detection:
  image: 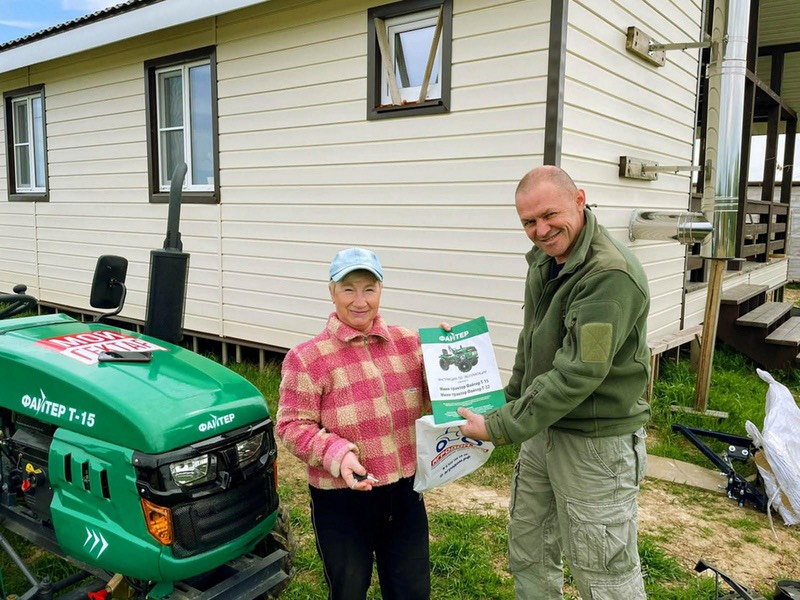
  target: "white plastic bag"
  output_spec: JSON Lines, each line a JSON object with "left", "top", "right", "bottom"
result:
{"left": 413, "top": 415, "right": 494, "bottom": 493}
{"left": 745, "top": 369, "right": 800, "bottom": 526}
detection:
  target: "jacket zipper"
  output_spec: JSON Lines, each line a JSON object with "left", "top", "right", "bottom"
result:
{"left": 566, "top": 312, "right": 578, "bottom": 349}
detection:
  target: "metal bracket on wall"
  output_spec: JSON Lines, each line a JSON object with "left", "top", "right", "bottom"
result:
{"left": 619, "top": 156, "right": 704, "bottom": 181}
{"left": 625, "top": 26, "right": 712, "bottom": 67}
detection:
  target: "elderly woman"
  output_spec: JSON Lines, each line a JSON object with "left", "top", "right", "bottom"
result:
{"left": 276, "top": 247, "right": 431, "bottom": 600}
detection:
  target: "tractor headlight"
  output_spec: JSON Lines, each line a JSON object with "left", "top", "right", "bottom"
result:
{"left": 169, "top": 454, "right": 217, "bottom": 486}
{"left": 236, "top": 432, "right": 264, "bottom": 467}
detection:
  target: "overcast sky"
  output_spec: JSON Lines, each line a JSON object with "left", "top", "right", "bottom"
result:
{"left": 0, "top": 0, "right": 121, "bottom": 44}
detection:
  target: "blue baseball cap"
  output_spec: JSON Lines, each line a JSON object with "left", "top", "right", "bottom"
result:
{"left": 329, "top": 248, "right": 384, "bottom": 282}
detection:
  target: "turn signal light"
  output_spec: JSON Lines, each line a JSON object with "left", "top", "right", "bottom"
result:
{"left": 141, "top": 498, "right": 173, "bottom": 545}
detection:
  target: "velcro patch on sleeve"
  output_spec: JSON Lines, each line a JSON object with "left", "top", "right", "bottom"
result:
{"left": 580, "top": 322, "right": 613, "bottom": 363}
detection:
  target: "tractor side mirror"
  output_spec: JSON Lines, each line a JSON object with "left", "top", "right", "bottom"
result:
{"left": 90, "top": 255, "right": 128, "bottom": 322}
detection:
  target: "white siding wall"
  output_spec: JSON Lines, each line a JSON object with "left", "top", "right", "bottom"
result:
{"left": 0, "top": 21, "right": 225, "bottom": 335}
{"left": 562, "top": 0, "right": 703, "bottom": 341}
{"left": 791, "top": 189, "right": 800, "bottom": 281}
{"left": 0, "top": 0, "right": 552, "bottom": 377}
{"left": 213, "top": 0, "right": 551, "bottom": 373}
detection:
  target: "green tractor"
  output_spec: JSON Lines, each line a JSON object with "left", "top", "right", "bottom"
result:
{"left": 438, "top": 345, "right": 479, "bottom": 373}
{"left": 0, "top": 270, "right": 292, "bottom": 600}
{"left": 0, "top": 166, "right": 292, "bottom": 600}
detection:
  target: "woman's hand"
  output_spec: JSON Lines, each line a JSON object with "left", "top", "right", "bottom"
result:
{"left": 341, "top": 451, "right": 376, "bottom": 491}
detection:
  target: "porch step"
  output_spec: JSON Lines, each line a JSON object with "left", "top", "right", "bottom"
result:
{"left": 736, "top": 302, "right": 793, "bottom": 328}
{"left": 765, "top": 317, "right": 800, "bottom": 346}
{"left": 720, "top": 283, "right": 768, "bottom": 305}
{"left": 717, "top": 285, "right": 796, "bottom": 370}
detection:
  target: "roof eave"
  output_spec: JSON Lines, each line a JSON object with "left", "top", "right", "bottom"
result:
{"left": 0, "top": 0, "right": 269, "bottom": 76}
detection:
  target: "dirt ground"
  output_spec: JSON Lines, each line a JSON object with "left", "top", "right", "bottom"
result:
{"left": 424, "top": 477, "right": 800, "bottom": 593}
{"left": 784, "top": 286, "right": 800, "bottom": 305}
{"left": 278, "top": 443, "right": 800, "bottom": 595}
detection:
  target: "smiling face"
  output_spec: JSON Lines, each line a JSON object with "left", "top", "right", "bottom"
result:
{"left": 515, "top": 171, "right": 586, "bottom": 264}
{"left": 329, "top": 270, "right": 382, "bottom": 332}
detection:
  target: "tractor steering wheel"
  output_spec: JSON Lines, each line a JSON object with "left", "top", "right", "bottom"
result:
{"left": 0, "top": 284, "right": 38, "bottom": 320}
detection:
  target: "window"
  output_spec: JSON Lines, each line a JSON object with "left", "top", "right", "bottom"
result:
{"left": 145, "top": 47, "right": 219, "bottom": 204}
{"left": 4, "top": 85, "right": 48, "bottom": 201}
{"left": 367, "top": 0, "right": 452, "bottom": 119}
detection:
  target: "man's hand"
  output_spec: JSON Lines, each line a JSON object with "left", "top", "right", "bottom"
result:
{"left": 457, "top": 408, "right": 490, "bottom": 441}
{"left": 341, "top": 451, "right": 375, "bottom": 491}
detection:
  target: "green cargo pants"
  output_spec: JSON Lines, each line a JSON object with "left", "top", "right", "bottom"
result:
{"left": 508, "top": 427, "right": 648, "bottom": 599}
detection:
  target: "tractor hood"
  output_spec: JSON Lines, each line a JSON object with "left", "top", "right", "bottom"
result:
{"left": 0, "top": 314, "right": 270, "bottom": 454}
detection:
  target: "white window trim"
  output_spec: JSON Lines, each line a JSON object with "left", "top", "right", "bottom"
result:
{"left": 378, "top": 8, "right": 443, "bottom": 106}
{"left": 11, "top": 93, "right": 45, "bottom": 194}
{"left": 155, "top": 58, "right": 213, "bottom": 193}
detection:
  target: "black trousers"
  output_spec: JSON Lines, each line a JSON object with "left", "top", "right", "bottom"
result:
{"left": 309, "top": 476, "right": 430, "bottom": 600}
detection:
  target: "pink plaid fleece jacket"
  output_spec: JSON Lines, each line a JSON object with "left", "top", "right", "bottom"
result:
{"left": 276, "top": 312, "right": 430, "bottom": 490}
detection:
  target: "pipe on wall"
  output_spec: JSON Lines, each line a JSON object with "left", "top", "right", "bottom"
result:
{"left": 629, "top": 210, "right": 713, "bottom": 245}
{"left": 625, "top": 0, "right": 749, "bottom": 254}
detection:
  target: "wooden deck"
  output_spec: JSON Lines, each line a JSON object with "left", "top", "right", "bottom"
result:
{"left": 646, "top": 325, "right": 703, "bottom": 402}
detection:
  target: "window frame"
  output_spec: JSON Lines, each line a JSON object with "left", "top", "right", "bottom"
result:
{"left": 3, "top": 84, "right": 49, "bottom": 202}
{"left": 367, "top": 0, "right": 452, "bottom": 120}
{"left": 145, "top": 46, "right": 220, "bottom": 204}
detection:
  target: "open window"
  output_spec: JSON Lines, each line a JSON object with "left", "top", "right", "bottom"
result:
{"left": 145, "top": 47, "right": 219, "bottom": 204}
{"left": 3, "top": 85, "right": 48, "bottom": 201}
{"left": 367, "top": 0, "right": 452, "bottom": 120}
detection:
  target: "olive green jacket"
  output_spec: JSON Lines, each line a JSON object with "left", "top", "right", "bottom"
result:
{"left": 485, "top": 209, "right": 651, "bottom": 445}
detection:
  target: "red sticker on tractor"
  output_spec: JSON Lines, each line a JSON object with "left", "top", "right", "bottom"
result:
{"left": 37, "top": 330, "right": 167, "bottom": 365}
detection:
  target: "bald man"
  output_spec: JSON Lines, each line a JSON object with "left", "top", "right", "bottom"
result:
{"left": 459, "top": 166, "right": 650, "bottom": 599}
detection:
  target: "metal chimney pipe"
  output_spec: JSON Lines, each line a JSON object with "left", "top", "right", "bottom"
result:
{"left": 701, "top": 0, "right": 750, "bottom": 259}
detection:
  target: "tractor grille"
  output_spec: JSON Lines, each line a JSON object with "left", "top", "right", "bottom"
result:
{"left": 171, "top": 467, "right": 278, "bottom": 559}
{"left": 132, "top": 418, "right": 279, "bottom": 559}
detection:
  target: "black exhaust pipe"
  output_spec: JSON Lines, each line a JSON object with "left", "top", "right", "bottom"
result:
{"left": 144, "top": 162, "right": 190, "bottom": 344}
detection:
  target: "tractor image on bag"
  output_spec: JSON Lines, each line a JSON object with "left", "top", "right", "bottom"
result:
{"left": 0, "top": 165, "right": 292, "bottom": 600}
{"left": 438, "top": 345, "right": 479, "bottom": 373}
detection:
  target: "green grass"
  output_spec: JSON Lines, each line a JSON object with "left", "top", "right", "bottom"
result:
{"left": 785, "top": 282, "right": 800, "bottom": 307}
{"left": 647, "top": 343, "right": 786, "bottom": 469}
{"left": 0, "top": 530, "right": 82, "bottom": 597}
{"left": 428, "top": 512, "right": 513, "bottom": 599}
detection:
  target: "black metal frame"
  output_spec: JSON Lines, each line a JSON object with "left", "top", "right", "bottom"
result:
{"left": 0, "top": 506, "right": 108, "bottom": 600}
{"left": 0, "top": 506, "right": 287, "bottom": 600}
{"left": 695, "top": 559, "right": 767, "bottom": 600}
{"left": 671, "top": 424, "right": 767, "bottom": 512}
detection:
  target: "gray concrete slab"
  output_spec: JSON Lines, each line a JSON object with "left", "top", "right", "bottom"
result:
{"left": 646, "top": 454, "right": 727, "bottom": 494}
